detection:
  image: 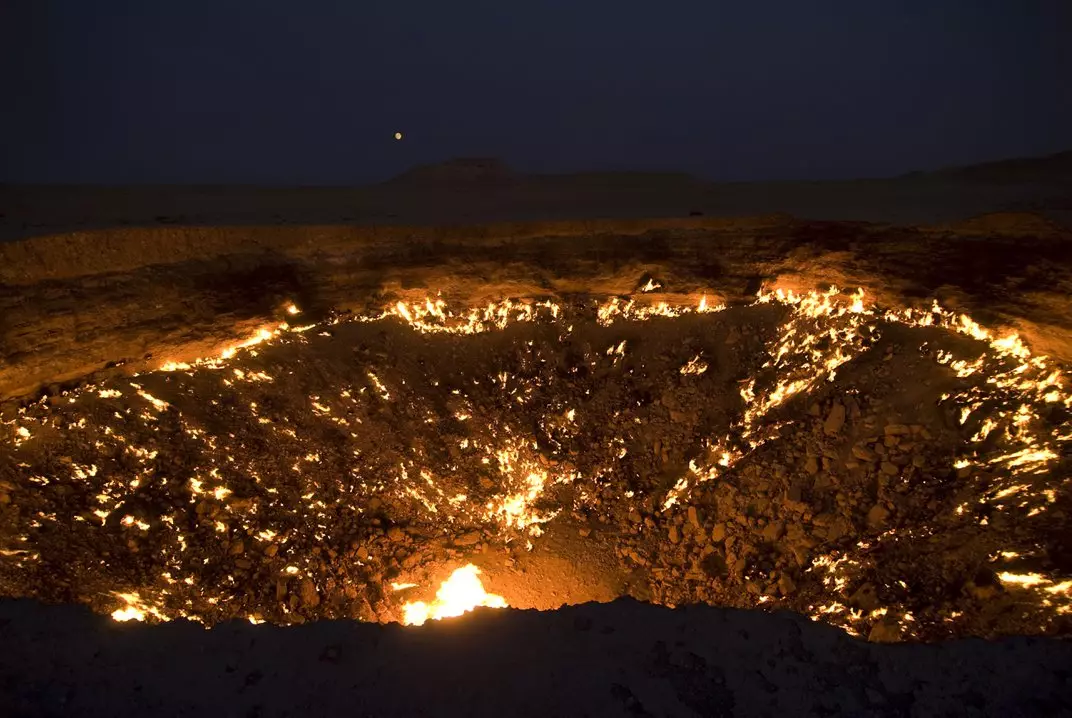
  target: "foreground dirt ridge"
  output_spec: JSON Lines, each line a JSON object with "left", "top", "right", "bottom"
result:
{"left": 2, "top": 215, "right": 1070, "bottom": 404}
{"left": 1, "top": 597, "right": 1069, "bottom": 717}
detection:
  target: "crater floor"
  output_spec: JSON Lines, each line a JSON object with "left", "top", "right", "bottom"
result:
{"left": 2, "top": 288, "right": 1069, "bottom": 642}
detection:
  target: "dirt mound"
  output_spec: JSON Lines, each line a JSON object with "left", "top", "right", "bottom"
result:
{"left": 939, "top": 212, "right": 1068, "bottom": 237}
{"left": 4, "top": 596, "right": 1071, "bottom": 717}
{"left": 928, "top": 149, "right": 1072, "bottom": 184}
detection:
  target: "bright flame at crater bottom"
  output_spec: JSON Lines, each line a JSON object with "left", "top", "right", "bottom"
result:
{"left": 402, "top": 565, "right": 507, "bottom": 626}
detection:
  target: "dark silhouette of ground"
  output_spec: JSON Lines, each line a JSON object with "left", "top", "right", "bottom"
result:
{"left": 2, "top": 597, "right": 1070, "bottom": 717}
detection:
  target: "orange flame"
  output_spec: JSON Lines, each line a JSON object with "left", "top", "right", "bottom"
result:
{"left": 402, "top": 564, "right": 507, "bottom": 626}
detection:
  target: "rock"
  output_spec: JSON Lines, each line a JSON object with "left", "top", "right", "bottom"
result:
{"left": 825, "top": 517, "right": 851, "bottom": 542}
{"left": 367, "top": 497, "right": 383, "bottom": 511}
{"left": 229, "top": 540, "right": 245, "bottom": 555}
{"left": 0, "top": 492, "right": 9, "bottom": 506}
{"left": 356, "top": 546, "right": 370, "bottom": 560}
{"left": 884, "top": 423, "right": 910, "bottom": 436}
{"left": 867, "top": 503, "right": 890, "bottom": 527}
{"left": 880, "top": 462, "right": 900, "bottom": 476}
{"left": 668, "top": 525, "right": 681, "bottom": 544}
{"left": 811, "top": 512, "right": 832, "bottom": 528}
{"left": 788, "top": 543, "right": 810, "bottom": 566}
{"left": 299, "top": 578, "right": 320, "bottom": 608}
{"left": 851, "top": 445, "right": 876, "bottom": 462}
{"left": 710, "top": 523, "right": 727, "bottom": 542}
{"left": 804, "top": 456, "right": 819, "bottom": 475}
{"left": 454, "top": 531, "right": 481, "bottom": 546}
{"left": 387, "top": 526, "right": 405, "bottom": 542}
{"left": 966, "top": 581, "right": 999, "bottom": 600}
{"left": 761, "top": 521, "right": 785, "bottom": 542}
{"left": 578, "top": 527, "right": 592, "bottom": 538}
{"left": 784, "top": 485, "right": 808, "bottom": 513}
{"left": 687, "top": 506, "right": 701, "bottom": 529}
{"left": 234, "top": 558, "right": 252, "bottom": 569}
{"left": 275, "top": 579, "right": 288, "bottom": 601}
{"left": 868, "top": 620, "right": 901, "bottom": 643}
{"left": 628, "top": 510, "right": 643, "bottom": 524}
{"left": 264, "top": 544, "right": 279, "bottom": 557}
{"left": 229, "top": 497, "right": 255, "bottom": 512}
{"left": 849, "top": 583, "right": 880, "bottom": 612}
{"left": 778, "top": 574, "right": 796, "bottom": 595}
{"left": 823, "top": 402, "right": 846, "bottom": 435}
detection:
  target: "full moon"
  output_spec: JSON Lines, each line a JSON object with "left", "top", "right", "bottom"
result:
{"left": 394, "top": 131, "right": 403, "bottom": 140}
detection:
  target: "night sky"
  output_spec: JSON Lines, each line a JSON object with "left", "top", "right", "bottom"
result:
{"left": 3, "top": 0, "right": 1070, "bottom": 184}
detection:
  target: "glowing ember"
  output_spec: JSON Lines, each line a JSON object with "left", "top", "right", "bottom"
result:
{"left": 402, "top": 564, "right": 507, "bottom": 626}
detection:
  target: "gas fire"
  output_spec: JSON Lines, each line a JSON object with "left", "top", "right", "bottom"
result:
{"left": 401, "top": 565, "right": 507, "bottom": 626}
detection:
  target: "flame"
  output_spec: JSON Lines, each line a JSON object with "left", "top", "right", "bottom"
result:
{"left": 384, "top": 298, "right": 561, "bottom": 335}
{"left": 680, "top": 356, "right": 708, "bottom": 375}
{"left": 999, "top": 572, "right": 1049, "bottom": 587}
{"left": 402, "top": 564, "right": 507, "bottom": 626}
{"left": 110, "top": 591, "right": 166, "bottom": 622}
{"left": 160, "top": 323, "right": 286, "bottom": 371}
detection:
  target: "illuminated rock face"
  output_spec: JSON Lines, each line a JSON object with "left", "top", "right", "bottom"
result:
{"left": 1, "top": 281, "right": 1069, "bottom": 642}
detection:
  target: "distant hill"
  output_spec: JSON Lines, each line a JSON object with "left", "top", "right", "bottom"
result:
{"left": 905, "top": 150, "right": 1072, "bottom": 183}
{"left": 384, "top": 157, "right": 701, "bottom": 189}
{"left": 384, "top": 158, "right": 518, "bottom": 187}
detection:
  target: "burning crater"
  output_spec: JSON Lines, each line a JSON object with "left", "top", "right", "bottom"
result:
{"left": 1, "top": 284, "right": 1070, "bottom": 642}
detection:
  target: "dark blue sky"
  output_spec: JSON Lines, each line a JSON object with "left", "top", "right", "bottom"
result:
{"left": 3, "top": 0, "right": 1070, "bottom": 184}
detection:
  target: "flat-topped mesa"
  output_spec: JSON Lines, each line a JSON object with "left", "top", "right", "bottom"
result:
{"left": 386, "top": 157, "right": 518, "bottom": 187}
